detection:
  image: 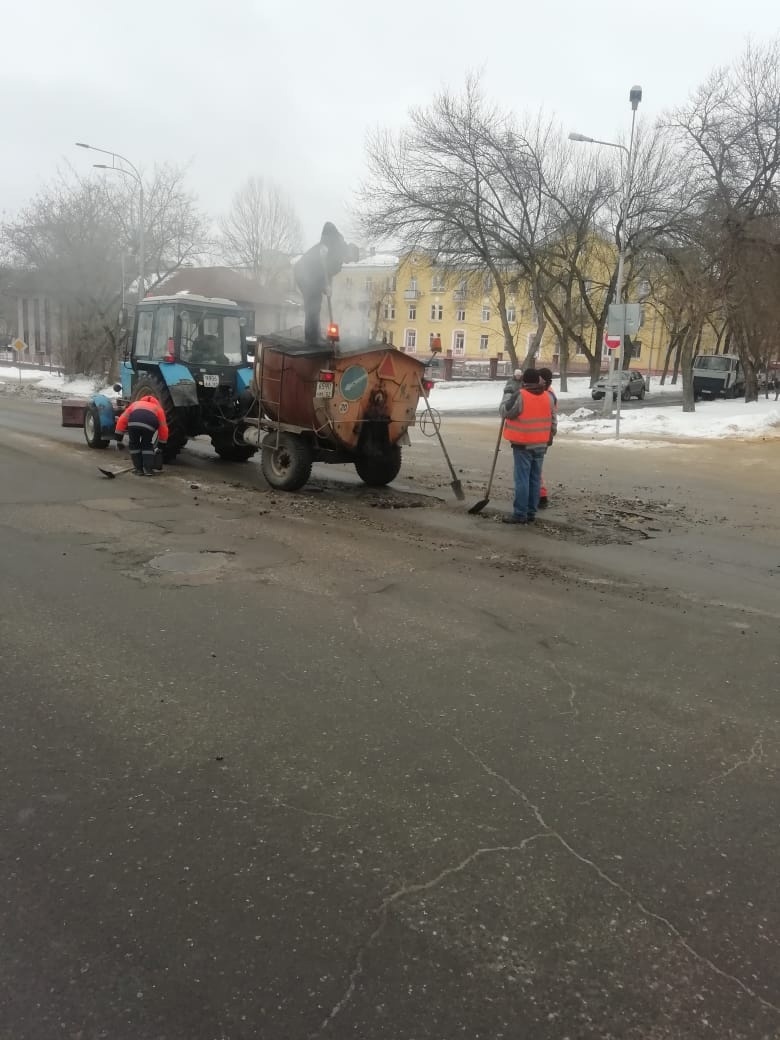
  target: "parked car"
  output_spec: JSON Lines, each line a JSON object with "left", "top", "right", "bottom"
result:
{"left": 591, "top": 370, "right": 646, "bottom": 401}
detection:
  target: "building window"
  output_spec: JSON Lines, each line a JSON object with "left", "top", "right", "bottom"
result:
{"left": 387, "top": 330, "right": 394, "bottom": 345}
{"left": 386, "top": 276, "right": 397, "bottom": 291}
{"left": 404, "top": 329, "right": 417, "bottom": 352}
{"left": 430, "top": 303, "right": 443, "bottom": 321}
{"left": 481, "top": 305, "right": 491, "bottom": 322}
{"left": 383, "top": 303, "right": 395, "bottom": 320}
{"left": 365, "top": 277, "right": 373, "bottom": 292}
{"left": 410, "top": 277, "right": 418, "bottom": 291}
{"left": 479, "top": 334, "right": 489, "bottom": 352}
{"left": 431, "top": 272, "right": 445, "bottom": 292}
{"left": 345, "top": 277, "right": 353, "bottom": 289}
{"left": 483, "top": 274, "right": 493, "bottom": 292}
{"left": 575, "top": 342, "right": 586, "bottom": 356}
{"left": 632, "top": 341, "right": 642, "bottom": 359}
{"left": 408, "top": 304, "right": 416, "bottom": 320}
{"left": 452, "top": 331, "right": 465, "bottom": 356}
{"left": 506, "top": 306, "right": 516, "bottom": 323}
{"left": 456, "top": 307, "right": 466, "bottom": 322}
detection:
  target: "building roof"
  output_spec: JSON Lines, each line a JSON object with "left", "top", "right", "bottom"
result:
{"left": 148, "top": 267, "right": 299, "bottom": 309}
{"left": 341, "top": 253, "right": 399, "bottom": 270}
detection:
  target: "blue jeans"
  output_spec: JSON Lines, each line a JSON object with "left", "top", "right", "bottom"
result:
{"left": 512, "top": 445, "right": 547, "bottom": 520}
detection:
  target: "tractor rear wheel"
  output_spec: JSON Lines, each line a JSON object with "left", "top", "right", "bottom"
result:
{"left": 261, "top": 433, "right": 313, "bottom": 491}
{"left": 131, "top": 373, "right": 187, "bottom": 462}
{"left": 211, "top": 433, "right": 256, "bottom": 462}
{"left": 354, "top": 445, "right": 402, "bottom": 487}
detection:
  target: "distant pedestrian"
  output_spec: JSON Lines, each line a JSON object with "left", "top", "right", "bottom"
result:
{"left": 114, "top": 395, "right": 169, "bottom": 476}
{"left": 499, "top": 368, "right": 555, "bottom": 525}
{"left": 536, "top": 367, "right": 558, "bottom": 508}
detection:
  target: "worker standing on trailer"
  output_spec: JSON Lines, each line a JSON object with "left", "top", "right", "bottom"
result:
{"left": 114, "top": 396, "right": 169, "bottom": 476}
{"left": 294, "top": 222, "right": 359, "bottom": 344}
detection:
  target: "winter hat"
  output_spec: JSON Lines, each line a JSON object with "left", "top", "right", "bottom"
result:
{"left": 521, "top": 369, "right": 541, "bottom": 386}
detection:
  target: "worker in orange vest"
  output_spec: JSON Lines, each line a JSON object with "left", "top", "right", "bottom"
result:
{"left": 499, "top": 368, "right": 555, "bottom": 524}
{"left": 114, "top": 395, "right": 170, "bottom": 476}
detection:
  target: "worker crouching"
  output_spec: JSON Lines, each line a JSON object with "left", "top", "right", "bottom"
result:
{"left": 499, "top": 369, "right": 555, "bottom": 524}
{"left": 114, "top": 395, "right": 170, "bottom": 476}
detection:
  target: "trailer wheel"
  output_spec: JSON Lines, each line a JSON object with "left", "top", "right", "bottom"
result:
{"left": 84, "top": 405, "right": 110, "bottom": 449}
{"left": 210, "top": 434, "right": 256, "bottom": 462}
{"left": 131, "top": 373, "right": 187, "bottom": 462}
{"left": 355, "top": 445, "right": 402, "bottom": 487}
{"left": 261, "top": 433, "right": 313, "bottom": 491}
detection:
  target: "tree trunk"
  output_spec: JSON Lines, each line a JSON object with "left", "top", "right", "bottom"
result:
{"left": 743, "top": 356, "right": 759, "bottom": 402}
{"left": 671, "top": 339, "right": 682, "bottom": 384}
{"left": 522, "top": 313, "right": 545, "bottom": 370}
{"left": 558, "top": 335, "right": 569, "bottom": 393}
{"left": 680, "top": 324, "right": 699, "bottom": 413}
{"left": 493, "top": 278, "right": 518, "bottom": 369}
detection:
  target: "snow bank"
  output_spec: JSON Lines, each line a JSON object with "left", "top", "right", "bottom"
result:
{"left": 558, "top": 398, "right": 780, "bottom": 441}
{"left": 0, "top": 367, "right": 115, "bottom": 397}
{"left": 427, "top": 376, "right": 680, "bottom": 413}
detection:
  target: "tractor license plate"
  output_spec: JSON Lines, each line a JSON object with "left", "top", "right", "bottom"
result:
{"left": 202, "top": 374, "right": 220, "bottom": 388}
{"left": 315, "top": 381, "right": 334, "bottom": 399}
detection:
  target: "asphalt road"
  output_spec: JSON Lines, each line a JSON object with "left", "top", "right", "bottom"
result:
{"left": 1, "top": 399, "right": 780, "bottom": 1039}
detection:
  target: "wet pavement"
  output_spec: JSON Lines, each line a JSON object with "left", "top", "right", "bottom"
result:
{"left": 1, "top": 400, "right": 779, "bottom": 1039}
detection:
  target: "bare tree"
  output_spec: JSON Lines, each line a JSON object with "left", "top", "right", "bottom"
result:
{"left": 219, "top": 177, "right": 302, "bottom": 286}
{"left": 2, "top": 166, "right": 210, "bottom": 375}
{"left": 359, "top": 76, "right": 541, "bottom": 369}
{"left": 669, "top": 39, "right": 780, "bottom": 401}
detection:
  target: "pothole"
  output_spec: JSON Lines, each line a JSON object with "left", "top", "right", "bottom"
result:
{"left": 148, "top": 550, "right": 235, "bottom": 574}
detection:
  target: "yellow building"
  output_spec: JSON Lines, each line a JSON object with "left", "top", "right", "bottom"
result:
{"left": 377, "top": 252, "right": 547, "bottom": 363}
{"left": 339, "top": 248, "right": 717, "bottom": 377}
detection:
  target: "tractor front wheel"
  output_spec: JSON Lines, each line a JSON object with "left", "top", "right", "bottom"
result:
{"left": 84, "top": 405, "right": 110, "bottom": 449}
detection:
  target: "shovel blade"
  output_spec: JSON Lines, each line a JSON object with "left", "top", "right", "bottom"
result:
{"left": 468, "top": 497, "right": 489, "bottom": 514}
{"left": 451, "top": 480, "right": 465, "bottom": 501}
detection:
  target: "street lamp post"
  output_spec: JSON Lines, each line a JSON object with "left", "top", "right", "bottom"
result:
{"left": 76, "top": 143, "right": 145, "bottom": 300}
{"left": 569, "top": 86, "right": 642, "bottom": 425}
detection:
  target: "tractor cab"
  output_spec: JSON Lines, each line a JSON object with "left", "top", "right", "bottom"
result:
{"left": 120, "top": 294, "right": 255, "bottom": 399}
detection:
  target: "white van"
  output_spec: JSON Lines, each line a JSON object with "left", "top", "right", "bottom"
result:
{"left": 692, "top": 354, "right": 745, "bottom": 399}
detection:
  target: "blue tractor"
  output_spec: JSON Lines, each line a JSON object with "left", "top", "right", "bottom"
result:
{"left": 80, "top": 294, "right": 258, "bottom": 462}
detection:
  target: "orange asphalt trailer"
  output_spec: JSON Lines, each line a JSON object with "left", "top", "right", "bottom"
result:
{"left": 242, "top": 333, "right": 461, "bottom": 495}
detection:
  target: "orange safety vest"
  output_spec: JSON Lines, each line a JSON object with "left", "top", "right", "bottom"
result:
{"left": 503, "top": 389, "right": 553, "bottom": 447}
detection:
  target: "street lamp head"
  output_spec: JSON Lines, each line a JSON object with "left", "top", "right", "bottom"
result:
{"left": 75, "top": 142, "right": 90, "bottom": 149}
{"left": 93, "top": 163, "right": 109, "bottom": 169}
{"left": 569, "top": 132, "right": 593, "bottom": 143}
{"left": 629, "top": 85, "right": 642, "bottom": 110}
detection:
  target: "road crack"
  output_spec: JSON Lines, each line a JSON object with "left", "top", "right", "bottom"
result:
{"left": 440, "top": 727, "right": 780, "bottom": 1018}
{"left": 703, "top": 736, "right": 765, "bottom": 785}
{"left": 549, "top": 659, "right": 579, "bottom": 718}
{"left": 314, "top": 833, "right": 552, "bottom": 1035}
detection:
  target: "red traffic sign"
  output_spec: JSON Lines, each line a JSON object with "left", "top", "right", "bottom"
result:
{"left": 603, "top": 333, "right": 621, "bottom": 351}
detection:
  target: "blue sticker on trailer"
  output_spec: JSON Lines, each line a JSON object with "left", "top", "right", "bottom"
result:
{"left": 340, "top": 365, "right": 368, "bottom": 401}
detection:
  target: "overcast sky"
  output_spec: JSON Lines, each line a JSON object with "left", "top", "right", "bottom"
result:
{"left": 2, "top": 0, "right": 778, "bottom": 248}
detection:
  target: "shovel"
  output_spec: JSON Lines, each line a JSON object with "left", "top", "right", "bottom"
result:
{"left": 416, "top": 376, "right": 465, "bottom": 500}
{"left": 98, "top": 465, "right": 136, "bottom": 479}
{"left": 468, "top": 419, "right": 505, "bottom": 514}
